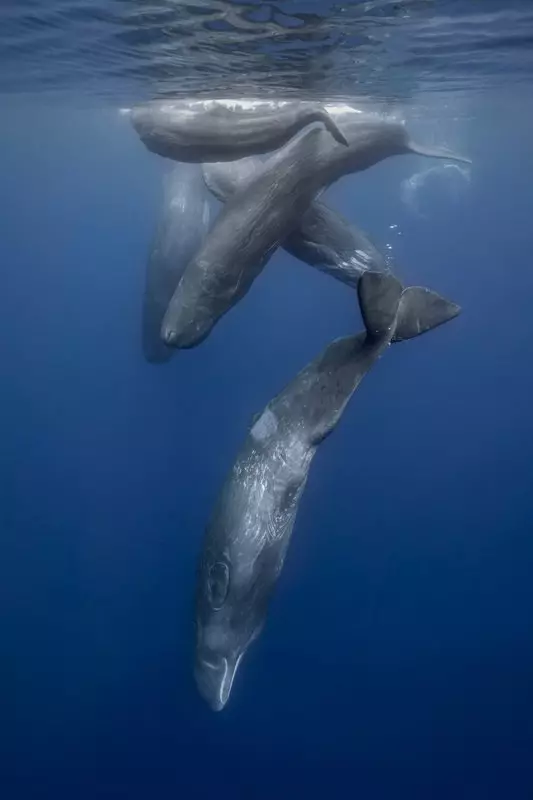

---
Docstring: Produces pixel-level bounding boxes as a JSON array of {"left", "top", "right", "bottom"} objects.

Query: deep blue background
[{"left": 1, "top": 94, "right": 533, "bottom": 798}]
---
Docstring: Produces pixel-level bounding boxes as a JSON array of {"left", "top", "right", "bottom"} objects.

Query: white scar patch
[{"left": 251, "top": 408, "right": 278, "bottom": 443}]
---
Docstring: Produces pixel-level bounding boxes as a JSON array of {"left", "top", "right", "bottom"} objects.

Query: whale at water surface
[{"left": 124, "top": 98, "right": 349, "bottom": 163}]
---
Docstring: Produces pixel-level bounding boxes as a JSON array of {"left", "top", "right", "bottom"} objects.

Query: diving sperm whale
[
  {"left": 162, "top": 117, "right": 469, "bottom": 349},
  {"left": 125, "top": 98, "right": 348, "bottom": 163},
  {"left": 142, "top": 163, "right": 210, "bottom": 363},
  {"left": 193, "top": 271, "right": 461, "bottom": 711},
  {"left": 203, "top": 156, "right": 390, "bottom": 287}
]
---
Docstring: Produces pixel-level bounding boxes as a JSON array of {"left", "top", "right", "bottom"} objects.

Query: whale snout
[
  {"left": 128, "top": 106, "right": 152, "bottom": 133},
  {"left": 160, "top": 315, "right": 213, "bottom": 350},
  {"left": 161, "top": 324, "right": 179, "bottom": 347},
  {"left": 194, "top": 650, "right": 242, "bottom": 712},
  {"left": 160, "top": 323, "right": 202, "bottom": 349}
]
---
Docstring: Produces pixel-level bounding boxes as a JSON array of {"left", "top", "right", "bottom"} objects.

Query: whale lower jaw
[{"left": 194, "top": 653, "right": 243, "bottom": 712}]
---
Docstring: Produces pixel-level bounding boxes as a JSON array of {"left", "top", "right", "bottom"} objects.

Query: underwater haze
[{"left": 1, "top": 1, "right": 533, "bottom": 798}]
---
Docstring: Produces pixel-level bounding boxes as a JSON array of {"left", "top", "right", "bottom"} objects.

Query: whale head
[
  {"left": 194, "top": 643, "right": 244, "bottom": 713},
  {"left": 194, "top": 554, "right": 269, "bottom": 711},
  {"left": 194, "top": 524, "right": 280, "bottom": 711},
  {"left": 161, "top": 299, "right": 215, "bottom": 350}
]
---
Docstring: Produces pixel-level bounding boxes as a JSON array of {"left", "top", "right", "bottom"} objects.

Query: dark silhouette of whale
[
  {"left": 203, "top": 155, "right": 390, "bottom": 287},
  {"left": 161, "top": 118, "right": 469, "bottom": 349},
  {"left": 142, "top": 164, "right": 210, "bottom": 364},
  {"left": 193, "top": 271, "right": 460, "bottom": 711}
]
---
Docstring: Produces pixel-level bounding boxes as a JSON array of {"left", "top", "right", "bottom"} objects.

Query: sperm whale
[
  {"left": 203, "top": 155, "right": 390, "bottom": 287},
  {"left": 193, "top": 271, "right": 461, "bottom": 711},
  {"left": 161, "top": 117, "right": 469, "bottom": 350},
  {"left": 126, "top": 98, "right": 348, "bottom": 163},
  {"left": 142, "top": 163, "right": 210, "bottom": 363}
]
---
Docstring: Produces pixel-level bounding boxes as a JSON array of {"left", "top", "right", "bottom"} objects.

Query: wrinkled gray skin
[
  {"left": 162, "top": 118, "right": 469, "bottom": 349},
  {"left": 194, "top": 272, "right": 461, "bottom": 711},
  {"left": 161, "top": 125, "right": 328, "bottom": 348},
  {"left": 203, "top": 156, "right": 390, "bottom": 287},
  {"left": 128, "top": 99, "right": 348, "bottom": 163},
  {"left": 142, "top": 164, "right": 210, "bottom": 363}
]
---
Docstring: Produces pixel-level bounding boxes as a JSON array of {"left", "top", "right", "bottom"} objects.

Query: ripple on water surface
[{"left": 1, "top": 0, "right": 533, "bottom": 104}]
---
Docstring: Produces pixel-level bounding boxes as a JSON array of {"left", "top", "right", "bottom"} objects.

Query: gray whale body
[
  {"left": 162, "top": 117, "right": 469, "bottom": 350},
  {"left": 203, "top": 155, "right": 390, "bottom": 287},
  {"left": 193, "top": 271, "right": 461, "bottom": 711},
  {"left": 161, "top": 125, "right": 328, "bottom": 348},
  {"left": 127, "top": 98, "right": 348, "bottom": 163},
  {"left": 142, "top": 164, "right": 210, "bottom": 363}
]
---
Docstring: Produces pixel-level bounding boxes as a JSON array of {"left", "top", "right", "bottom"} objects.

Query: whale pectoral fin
[
  {"left": 321, "top": 111, "right": 349, "bottom": 147},
  {"left": 393, "top": 286, "right": 461, "bottom": 341}
]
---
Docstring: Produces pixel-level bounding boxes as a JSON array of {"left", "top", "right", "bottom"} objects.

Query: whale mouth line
[{"left": 195, "top": 651, "right": 245, "bottom": 711}]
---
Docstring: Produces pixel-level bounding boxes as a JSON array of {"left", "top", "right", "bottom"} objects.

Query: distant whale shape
[
  {"left": 125, "top": 98, "right": 348, "bottom": 163},
  {"left": 194, "top": 270, "right": 461, "bottom": 711},
  {"left": 162, "top": 118, "right": 469, "bottom": 349},
  {"left": 141, "top": 163, "right": 211, "bottom": 364},
  {"left": 203, "top": 155, "right": 390, "bottom": 287}
]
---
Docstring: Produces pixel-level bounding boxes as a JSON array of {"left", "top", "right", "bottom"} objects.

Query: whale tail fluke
[
  {"left": 358, "top": 272, "right": 461, "bottom": 343},
  {"left": 358, "top": 272, "right": 404, "bottom": 341},
  {"left": 393, "top": 286, "right": 461, "bottom": 341}
]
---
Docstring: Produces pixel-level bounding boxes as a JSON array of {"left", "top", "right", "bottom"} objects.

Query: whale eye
[{"left": 207, "top": 561, "right": 230, "bottom": 610}]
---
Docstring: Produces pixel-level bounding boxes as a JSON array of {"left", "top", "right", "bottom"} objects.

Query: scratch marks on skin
[
  {"left": 245, "top": 409, "right": 313, "bottom": 548},
  {"left": 355, "top": 249, "right": 372, "bottom": 266},
  {"left": 336, "top": 250, "right": 374, "bottom": 277}
]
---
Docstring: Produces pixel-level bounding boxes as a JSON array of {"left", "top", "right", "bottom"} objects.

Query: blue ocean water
[{"left": 1, "top": 2, "right": 533, "bottom": 798}]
